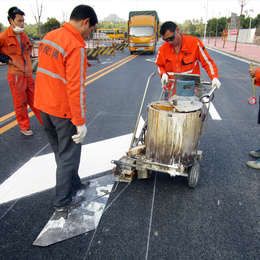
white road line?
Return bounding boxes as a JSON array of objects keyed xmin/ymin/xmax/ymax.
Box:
[
  {"xmin": 0, "ymin": 117, "xmax": 145, "ymax": 205},
  {"xmin": 145, "ymin": 172, "xmax": 157, "ymax": 260},
  {"xmin": 207, "ymin": 102, "xmax": 222, "ymax": 120},
  {"xmin": 0, "ymin": 134, "xmax": 132, "ymax": 204},
  {"xmin": 0, "ymin": 103, "xmax": 222, "ymax": 206}
]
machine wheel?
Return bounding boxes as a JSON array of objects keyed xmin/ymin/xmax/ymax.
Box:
[{"xmin": 187, "ymin": 161, "xmax": 200, "ymax": 188}]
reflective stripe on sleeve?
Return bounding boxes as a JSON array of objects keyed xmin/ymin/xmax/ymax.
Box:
[
  {"xmin": 41, "ymin": 39, "xmax": 67, "ymax": 57},
  {"xmin": 80, "ymin": 48, "xmax": 85, "ymax": 118},
  {"xmin": 37, "ymin": 67, "xmax": 67, "ymax": 84},
  {"xmin": 198, "ymin": 42, "xmax": 214, "ymax": 75},
  {"xmin": 168, "ymin": 70, "xmax": 193, "ymax": 75}
]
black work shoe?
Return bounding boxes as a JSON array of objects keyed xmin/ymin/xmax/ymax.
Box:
[
  {"xmin": 73, "ymin": 181, "xmax": 90, "ymax": 195},
  {"xmin": 54, "ymin": 196, "xmax": 85, "ymax": 211}
]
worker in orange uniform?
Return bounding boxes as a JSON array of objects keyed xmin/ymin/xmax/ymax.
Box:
[
  {"xmin": 155, "ymin": 21, "xmax": 221, "ymax": 94},
  {"xmin": 34, "ymin": 5, "xmax": 98, "ymax": 210},
  {"xmin": 247, "ymin": 66, "xmax": 260, "ymax": 169},
  {"xmin": 0, "ymin": 7, "xmax": 43, "ymax": 136}
]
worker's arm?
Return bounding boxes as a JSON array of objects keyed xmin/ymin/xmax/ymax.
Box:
[
  {"xmin": 252, "ymin": 67, "xmax": 260, "ymax": 86},
  {"xmin": 197, "ymin": 41, "xmax": 219, "ymax": 80},
  {"xmin": 66, "ymin": 47, "xmax": 87, "ymax": 126},
  {"xmin": 155, "ymin": 49, "xmax": 167, "ymax": 76}
]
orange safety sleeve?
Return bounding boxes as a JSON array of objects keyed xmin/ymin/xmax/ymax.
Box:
[
  {"xmin": 255, "ymin": 68, "xmax": 260, "ymax": 87},
  {"xmin": 66, "ymin": 47, "xmax": 87, "ymax": 125},
  {"xmin": 155, "ymin": 48, "xmax": 167, "ymax": 76},
  {"xmin": 196, "ymin": 40, "xmax": 219, "ymax": 80}
]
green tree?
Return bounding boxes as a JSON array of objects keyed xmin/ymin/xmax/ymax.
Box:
[
  {"xmin": 43, "ymin": 17, "xmax": 60, "ymax": 34},
  {"xmin": 218, "ymin": 17, "xmax": 227, "ymax": 32},
  {"xmin": 252, "ymin": 14, "xmax": 260, "ymax": 28}
]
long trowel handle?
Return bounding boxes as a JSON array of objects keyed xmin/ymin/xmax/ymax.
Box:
[
  {"xmin": 248, "ymin": 63, "xmax": 257, "ymax": 105},
  {"xmin": 130, "ymin": 72, "xmax": 156, "ymax": 149},
  {"xmin": 250, "ymin": 63, "xmax": 256, "ymax": 97}
]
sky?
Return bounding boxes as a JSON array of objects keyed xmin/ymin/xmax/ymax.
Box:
[{"xmin": 0, "ymin": 0, "xmax": 259, "ymax": 27}]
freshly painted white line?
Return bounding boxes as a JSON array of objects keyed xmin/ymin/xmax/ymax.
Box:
[
  {"xmin": 0, "ymin": 134, "xmax": 130, "ymax": 204},
  {"xmin": 0, "ymin": 117, "xmax": 145, "ymax": 205},
  {"xmin": 145, "ymin": 58, "xmax": 156, "ymax": 63},
  {"xmin": 0, "ymin": 101, "xmax": 222, "ymax": 205},
  {"xmin": 207, "ymin": 102, "xmax": 222, "ymax": 120}
]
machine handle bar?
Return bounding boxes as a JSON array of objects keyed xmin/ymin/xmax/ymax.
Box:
[
  {"xmin": 130, "ymin": 72, "xmax": 156, "ymax": 149},
  {"xmin": 199, "ymin": 85, "xmax": 217, "ymax": 103}
]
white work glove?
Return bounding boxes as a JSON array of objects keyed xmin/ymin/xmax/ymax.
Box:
[
  {"xmin": 72, "ymin": 125, "xmax": 87, "ymax": 144},
  {"xmin": 161, "ymin": 73, "xmax": 169, "ymax": 89},
  {"xmin": 212, "ymin": 77, "xmax": 221, "ymax": 89}
]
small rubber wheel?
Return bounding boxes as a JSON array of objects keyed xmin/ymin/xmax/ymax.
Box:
[{"xmin": 187, "ymin": 161, "xmax": 200, "ymax": 188}]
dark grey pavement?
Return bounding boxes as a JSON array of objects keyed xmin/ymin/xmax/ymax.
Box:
[{"xmin": 1, "ymin": 39, "xmax": 260, "ymax": 260}]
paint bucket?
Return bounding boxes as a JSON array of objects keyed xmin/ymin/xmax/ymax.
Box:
[{"xmin": 146, "ymin": 100, "xmax": 201, "ymax": 167}]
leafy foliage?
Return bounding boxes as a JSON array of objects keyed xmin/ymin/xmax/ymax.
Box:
[
  {"xmin": 1, "ymin": 12, "xmax": 260, "ymax": 38},
  {"xmin": 97, "ymin": 21, "xmax": 127, "ymax": 31},
  {"xmin": 43, "ymin": 18, "xmax": 60, "ymax": 35}
]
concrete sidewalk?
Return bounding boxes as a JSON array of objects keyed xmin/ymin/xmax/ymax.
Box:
[{"xmin": 205, "ymin": 37, "xmax": 260, "ymax": 64}]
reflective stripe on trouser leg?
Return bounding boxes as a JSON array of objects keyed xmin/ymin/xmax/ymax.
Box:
[{"xmin": 7, "ymin": 73, "xmax": 30, "ymax": 130}]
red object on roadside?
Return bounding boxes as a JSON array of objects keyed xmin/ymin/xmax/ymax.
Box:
[{"xmin": 248, "ymin": 96, "xmax": 257, "ymax": 105}]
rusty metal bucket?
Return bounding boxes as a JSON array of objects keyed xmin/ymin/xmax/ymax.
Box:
[{"xmin": 146, "ymin": 100, "xmax": 202, "ymax": 167}]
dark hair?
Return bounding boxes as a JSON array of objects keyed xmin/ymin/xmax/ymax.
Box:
[
  {"xmin": 7, "ymin": 7, "xmax": 25, "ymax": 22},
  {"xmin": 70, "ymin": 5, "xmax": 98, "ymax": 27},
  {"xmin": 160, "ymin": 21, "xmax": 177, "ymax": 36}
]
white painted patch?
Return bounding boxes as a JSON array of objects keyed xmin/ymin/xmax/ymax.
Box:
[
  {"xmin": 146, "ymin": 58, "xmax": 156, "ymax": 63},
  {"xmin": 0, "ymin": 117, "xmax": 145, "ymax": 205},
  {"xmin": 207, "ymin": 102, "xmax": 222, "ymax": 120}
]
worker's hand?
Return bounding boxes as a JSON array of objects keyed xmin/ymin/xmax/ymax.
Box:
[
  {"xmin": 212, "ymin": 77, "xmax": 221, "ymax": 89},
  {"xmin": 161, "ymin": 73, "xmax": 168, "ymax": 88},
  {"xmin": 72, "ymin": 125, "xmax": 87, "ymax": 144},
  {"xmin": 249, "ymin": 66, "xmax": 259, "ymax": 78}
]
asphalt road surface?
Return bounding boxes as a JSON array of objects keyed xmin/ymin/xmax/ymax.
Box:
[{"xmin": 1, "ymin": 43, "xmax": 260, "ymax": 260}]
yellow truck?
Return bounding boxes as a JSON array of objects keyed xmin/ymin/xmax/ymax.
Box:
[{"xmin": 128, "ymin": 11, "xmax": 159, "ymax": 55}]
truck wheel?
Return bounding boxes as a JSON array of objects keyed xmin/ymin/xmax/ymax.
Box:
[
  {"xmin": 130, "ymin": 51, "xmax": 134, "ymax": 55},
  {"xmin": 187, "ymin": 161, "xmax": 200, "ymax": 188}
]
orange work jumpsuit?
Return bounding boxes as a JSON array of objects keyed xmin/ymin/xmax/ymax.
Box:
[
  {"xmin": 0, "ymin": 26, "xmax": 42, "ymax": 130},
  {"xmin": 34, "ymin": 22, "xmax": 88, "ymax": 207},
  {"xmin": 34, "ymin": 22, "xmax": 87, "ymax": 126},
  {"xmin": 254, "ymin": 68, "xmax": 260, "ymax": 124},
  {"xmin": 255, "ymin": 68, "xmax": 260, "ymax": 87},
  {"xmin": 155, "ymin": 34, "xmax": 219, "ymax": 95}
]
